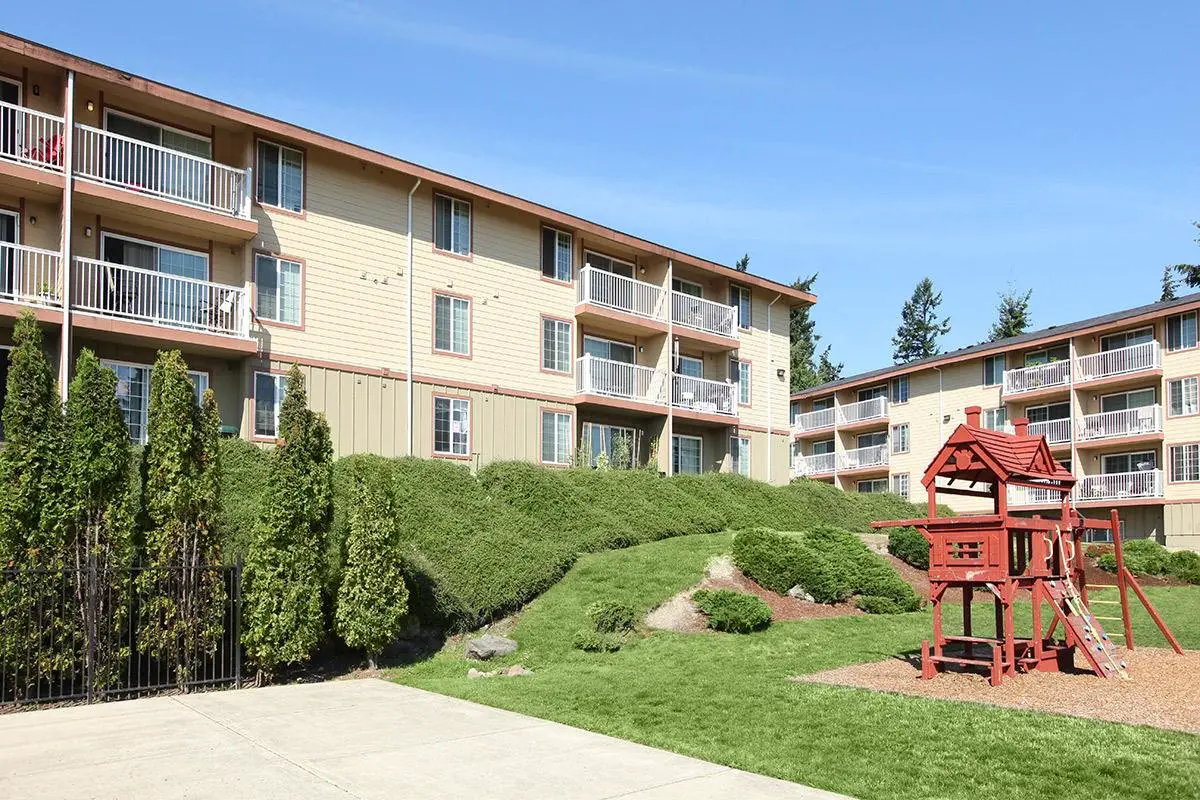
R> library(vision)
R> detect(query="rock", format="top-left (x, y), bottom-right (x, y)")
top-left (465, 634), bottom-right (518, 661)
top-left (503, 664), bottom-right (533, 677)
top-left (467, 668), bottom-right (499, 679)
top-left (787, 585), bottom-right (816, 603)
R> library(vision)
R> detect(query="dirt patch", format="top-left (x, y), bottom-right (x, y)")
top-left (794, 646), bottom-right (1200, 734)
top-left (881, 553), bottom-right (931, 597)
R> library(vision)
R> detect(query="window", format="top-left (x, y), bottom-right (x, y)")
top-left (434, 194), bottom-right (471, 255)
top-left (189, 371), bottom-right (209, 406)
top-left (729, 285), bottom-right (751, 329)
top-left (672, 278), bottom-right (703, 298)
top-left (812, 397), bottom-right (834, 411)
top-left (891, 423), bottom-right (910, 454)
top-left (104, 110), bottom-right (212, 203)
top-left (582, 423), bottom-right (638, 468)
top-left (1101, 327), bottom-right (1153, 351)
top-left (983, 407), bottom-right (1008, 431)
top-left (858, 385), bottom-right (886, 402)
top-left (729, 359), bottom-right (751, 405)
top-left (1169, 377), bottom-right (1199, 417)
top-left (1101, 451), bottom-right (1156, 475)
top-left (1168, 312), bottom-right (1197, 352)
top-left (857, 479), bottom-right (889, 494)
top-left (541, 318), bottom-right (572, 373)
top-left (858, 431), bottom-right (887, 449)
top-left (1100, 388), bottom-right (1155, 413)
top-left (583, 336), bottom-right (635, 364)
top-left (433, 293), bottom-right (470, 355)
top-left (812, 439), bottom-right (835, 455)
top-left (1026, 402), bottom-right (1070, 423)
top-left (433, 396), bottom-right (470, 457)
top-left (255, 254), bottom-right (302, 325)
top-left (1171, 444), bottom-right (1200, 482)
top-left (256, 139), bottom-right (303, 212)
top-left (254, 372), bottom-right (288, 439)
top-left (983, 354), bottom-right (1006, 386)
top-left (890, 375), bottom-right (909, 404)
top-left (1024, 345), bottom-right (1069, 366)
top-left (541, 411), bottom-right (572, 465)
top-left (106, 361), bottom-right (152, 444)
top-left (541, 227), bottom-right (573, 281)
top-left (891, 473), bottom-right (910, 500)
top-left (584, 250), bottom-right (634, 278)
top-left (101, 233), bottom-right (209, 327)
top-left (676, 354), bottom-right (704, 378)
top-left (672, 434), bottom-right (702, 475)
top-left (730, 436), bottom-right (750, 476)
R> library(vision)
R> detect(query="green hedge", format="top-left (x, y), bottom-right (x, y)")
top-left (1096, 539), bottom-right (1200, 585)
top-left (216, 438), bottom-right (271, 564)
top-left (887, 526), bottom-right (929, 570)
top-left (692, 589), bottom-right (772, 633)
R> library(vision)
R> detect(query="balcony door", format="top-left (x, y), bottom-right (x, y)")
top-left (1100, 327), bottom-right (1153, 352)
top-left (101, 233), bottom-right (209, 327)
top-left (104, 110), bottom-right (212, 205)
top-left (0, 209), bottom-right (15, 299)
top-left (1025, 401), bottom-right (1070, 423)
top-left (1101, 451), bottom-right (1156, 475)
top-left (858, 385), bottom-right (886, 403)
top-left (1100, 388), bottom-right (1155, 413)
top-left (584, 336), bottom-right (636, 398)
top-left (0, 78), bottom-right (19, 161)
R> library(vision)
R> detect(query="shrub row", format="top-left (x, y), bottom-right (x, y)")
top-left (1096, 539), bottom-right (1200, 585)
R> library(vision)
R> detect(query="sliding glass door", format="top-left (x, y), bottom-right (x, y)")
top-left (104, 111), bottom-right (212, 205)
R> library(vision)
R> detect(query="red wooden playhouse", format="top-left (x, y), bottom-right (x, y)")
top-left (874, 406), bottom-right (1181, 686)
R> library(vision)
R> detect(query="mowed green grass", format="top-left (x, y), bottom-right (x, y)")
top-left (389, 534), bottom-right (1200, 800)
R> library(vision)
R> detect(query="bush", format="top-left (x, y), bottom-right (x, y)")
top-left (856, 595), bottom-right (906, 614)
top-left (573, 629), bottom-right (622, 652)
top-left (887, 526), bottom-right (929, 570)
top-left (691, 589), bottom-right (772, 633)
top-left (1096, 552), bottom-right (1117, 573)
top-left (216, 438), bottom-right (270, 563)
top-left (587, 601), bottom-right (637, 633)
top-left (1166, 550), bottom-right (1200, 584)
top-left (1122, 539), bottom-right (1172, 576)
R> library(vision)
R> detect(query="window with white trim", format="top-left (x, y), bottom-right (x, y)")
top-left (983, 355), bottom-right (1006, 386)
top-left (890, 375), bottom-right (909, 404)
top-left (189, 371), bottom-right (209, 406)
top-left (857, 478), bottom-right (889, 494)
top-left (891, 473), bottom-right (910, 500)
top-left (541, 227), bottom-right (573, 281)
top-left (729, 285), bottom-right (751, 329)
top-left (1169, 377), bottom-right (1199, 417)
top-left (730, 436), bottom-right (750, 476)
top-left (1101, 327), bottom-right (1153, 351)
top-left (1170, 444), bottom-right (1200, 482)
top-left (105, 360), bottom-right (152, 444)
top-left (541, 410), bottom-right (572, 465)
top-left (255, 254), bottom-right (302, 325)
top-left (541, 318), bottom-right (572, 373)
top-left (254, 372), bottom-right (288, 439)
top-left (1167, 312), bottom-right (1197, 352)
top-left (672, 278), bottom-right (703, 297)
top-left (434, 194), bottom-right (471, 255)
top-left (582, 423), bottom-right (638, 468)
top-left (256, 139), bottom-right (303, 212)
top-left (729, 358), bottom-right (751, 405)
top-left (858, 385), bottom-right (886, 402)
top-left (672, 434), bottom-right (702, 475)
top-left (434, 293), bottom-right (470, 355)
top-left (433, 396), bottom-right (470, 456)
top-left (983, 407), bottom-right (1009, 431)
top-left (891, 423), bottom-right (910, 454)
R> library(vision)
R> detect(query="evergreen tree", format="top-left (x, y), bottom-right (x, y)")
top-left (734, 254), bottom-right (749, 272)
top-left (892, 278), bottom-right (951, 364)
top-left (335, 461), bottom-right (408, 669)
top-left (989, 288), bottom-right (1033, 341)
top-left (1161, 265), bottom-right (1179, 302)
top-left (789, 274), bottom-right (842, 391)
top-left (816, 349), bottom-right (843, 384)
top-left (242, 365), bottom-right (333, 676)
top-left (1171, 221), bottom-right (1200, 289)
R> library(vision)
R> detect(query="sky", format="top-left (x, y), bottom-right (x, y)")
top-left (7, 2), bottom-right (1200, 376)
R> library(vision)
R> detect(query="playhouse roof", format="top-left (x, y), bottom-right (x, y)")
top-left (922, 419), bottom-right (1075, 489)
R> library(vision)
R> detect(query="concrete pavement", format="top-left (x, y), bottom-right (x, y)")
top-left (0, 679), bottom-right (851, 799)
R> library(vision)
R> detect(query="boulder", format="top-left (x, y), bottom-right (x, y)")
top-left (787, 585), bottom-right (816, 603)
top-left (465, 634), bottom-right (518, 661)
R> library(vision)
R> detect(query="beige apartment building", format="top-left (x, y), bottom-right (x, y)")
top-left (791, 293), bottom-right (1200, 550)
top-left (0, 34), bottom-right (809, 482)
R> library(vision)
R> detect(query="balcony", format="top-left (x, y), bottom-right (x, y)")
top-left (0, 101), bottom-right (66, 177)
top-left (0, 241), bottom-right (63, 311)
top-left (575, 354), bottom-right (666, 406)
top-left (793, 452), bottom-right (835, 477)
top-left (670, 291), bottom-right (738, 343)
top-left (1076, 341), bottom-right (1161, 384)
top-left (836, 396), bottom-right (888, 428)
top-left (1007, 483), bottom-right (1065, 507)
top-left (838, 444), bottom-right (888, 472)
top-left (1077, 406), bottom-right (1163, 445)
top-left (575, 266), bottom-right (667, 334)
top-left (73, 124), bottom-right (254, 227)
top-left (1002, 360), bottom-right (1070, 397)
top-left (1008, 469), bottom-right (1164, 506)
top-left (671, 373), bottom-right (737, 418)
top-left (1028, 418), bottom-right (1071, 447)
top-left (71, 256), bottom-right (251, 342)
top-left (792, 407), bottom-right (836, 435)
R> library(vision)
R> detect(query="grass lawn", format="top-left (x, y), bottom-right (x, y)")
top-left (389, 533), bottom-right (1200, 800)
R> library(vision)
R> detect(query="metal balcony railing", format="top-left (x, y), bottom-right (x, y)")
top-left (793, 452), bottom-right (836, 476)
top-left (671, 373), bottom-right (737, 416)
top-left (0, 241), bottom-right (63, 308)
top-left (838, 444), bottom-right (888, 471)
top-left (1002, 360), bottom-right (1071, 396)
top-left (1078, 406), bottom-right (1163, 442)
top-left (576, 266), bottom-right (666, 321)
top-left (836, 396), bottom-right (888, 426)
top-left (1075, 341), bottom-right (1161, 383)
top-left (575, 354), bottom-right (666, 404)
top-left (1028, 418), bottom-right (1072, 446)
top-left (792, 407), bottom-right (836, 433)
top-left (0, 100), bottom-right (66, 173)
top-left (670, 291), bottom-right (738, 339)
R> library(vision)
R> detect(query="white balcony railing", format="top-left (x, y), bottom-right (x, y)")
top-left (671, 373), bottom-right (737, 416)
top-left (0, 242), bottom-right (63, 308)
top-left (0, 100), bottom-right (66, 173)
top-left (1076, 341), bottom-right (1161, 383)
top-left (836, 396), bottom-right (888, 426)
top-left (1077, 470), bottom-right (1164, 502)
top-left (71, 257), bottom-right (250, 338)
top-left (793, 407), bottom-right (836, 433)
top-left (1002, 360), bottom-right (1071, 396)
top-left (1007, 484), bottom-right (1068, 507)
top-left (73, 124), bottom-right (252, 219)
top-left (576, 354), bottom-right (666, 405)
top-left (793, 452), bottom-right (836, 476)
top-left (577, 266), bottom-right (665, 321)
top-left (1028, 418), bottom-right (1072, 445)
top-left (1078, 406), bottom-right (1163, 442)
top-left (838, 444), bottom-right (888, 471)
top-left (671, 291), bottom-right (738, 339)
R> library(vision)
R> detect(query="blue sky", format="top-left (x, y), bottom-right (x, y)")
top-left (8, 2), bottom-right (1199, 375)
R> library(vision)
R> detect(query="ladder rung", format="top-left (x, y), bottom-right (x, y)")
top-left (1090, 600), bottom-right (1121, 605)
top-left (1106, 632), bottom-right (1126, 638)
top-left (1094, 616), bottom-right (1123, 621)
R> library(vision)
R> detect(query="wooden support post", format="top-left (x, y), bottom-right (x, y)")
top-left (990, 646), bottom-right (1003, 687)
top-left (1031, 580), bottom-right (1043, 660)
top-left (1003, 585), bottom-right (1016, 676)
top-left (1111, 509), bottom-right (1135, 650)
top-left (962, 586), bottom-right (973, 659)
top-left (1124, 568), bottom-right (1185, 655)
top-left (921, 640), bottom-right (935, 679)
top-left (933, 596), bottom-right (944, 658)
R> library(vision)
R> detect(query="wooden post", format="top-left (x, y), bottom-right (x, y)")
top-left (1031, 580), bottom-right (1043, 660)
top-left (1003, 583), bottom-right (1016, 676)
top-left (962, 586), bottom-right (973, 658)
top-left (932, 591), bottom-right (944, 658)
top-left (1111, 509), bottom-right (1135, 650)
top-left (921, 640), bottom-right (935, 679)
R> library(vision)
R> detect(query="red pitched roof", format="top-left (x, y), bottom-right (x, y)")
top-left (923, 423), bottom-right (1074, 488)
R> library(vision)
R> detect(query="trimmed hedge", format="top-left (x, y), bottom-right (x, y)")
top-left (216, 437), bottom-right (270, 564)
top-left (1096, 539), bottom-right (1200, 585)
top-left (887, 526), bottom-right (929, 570)
top-left (692, 589), bottom-right (771, 633)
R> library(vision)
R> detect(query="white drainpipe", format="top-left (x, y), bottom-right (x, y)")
top-left (406, 178), bottom-right (421, 456)
top-left (58, 70), bottom-right (75, 401)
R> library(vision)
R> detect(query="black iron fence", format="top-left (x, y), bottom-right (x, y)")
top-left (0, 562), bottom-right (242, 706)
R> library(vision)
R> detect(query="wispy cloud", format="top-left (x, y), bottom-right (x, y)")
top-left (257, 0), bottom-right (778, 89)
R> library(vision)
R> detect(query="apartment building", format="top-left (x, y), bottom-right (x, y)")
top-left (791, 293), bottom-right (1200, 550)
top-left (0, 34), bottom-right (808, 482)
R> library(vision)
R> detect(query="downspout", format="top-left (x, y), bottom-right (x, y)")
top-left (766, 293), bottom-right (782, 484)
top-left (666, 259), bottom-right (673, 475)
top-left (406, 177), bottom-right (421, 456)
top-left (58, 70), bottom-right (75, 401)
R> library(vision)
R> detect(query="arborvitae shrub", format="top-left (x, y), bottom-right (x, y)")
top-left (1167, 550), bottom-right (1200, 584)
top-left (587, 601), bottom-right (637, 633)
top-left (692, 589), bottom-right (772, 633)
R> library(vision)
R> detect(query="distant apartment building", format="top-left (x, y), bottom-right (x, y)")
top-left (0, 34), bottom-right (809, 482)
top-left (791, 294), bottom-right (1200, 550)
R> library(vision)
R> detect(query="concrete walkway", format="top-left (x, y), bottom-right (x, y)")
top-left (0, 679), bottom-right (850, 799)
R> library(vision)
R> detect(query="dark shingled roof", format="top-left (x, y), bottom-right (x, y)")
top-left (794, 291), bottom-right (1200, 399)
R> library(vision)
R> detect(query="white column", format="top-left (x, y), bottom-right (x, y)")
top-left (58, 70), bottom-right (75, 402)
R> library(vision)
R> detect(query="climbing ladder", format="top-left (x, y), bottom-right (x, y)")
top-left (1044, 578), bottom-right (1129, 680)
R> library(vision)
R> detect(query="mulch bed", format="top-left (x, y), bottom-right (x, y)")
top-left (793, 646), bottom-right (1200, 734)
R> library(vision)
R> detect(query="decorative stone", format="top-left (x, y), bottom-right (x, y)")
top-left (467, 668), bottom-right (499, 679)
top-left (465, 634), bottom-right (518, 661)
top-left (503, 664), bottom-right (533, 677)
top-left (787, 586), bottom-right (816, 603)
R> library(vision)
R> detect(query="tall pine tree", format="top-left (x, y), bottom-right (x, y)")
top-left (734, 254), bottom-right (749, 272)
top-left (989, 289), bottom-right (1032, 341)
top-left (789, 274), bottom-right (842, 391)
top-left (1171, 221), bottom-right (1200, 290)
top-left (892, 278), bottom-right (951, 364)
top-left (1161, 265), bottom-right (1179, 302)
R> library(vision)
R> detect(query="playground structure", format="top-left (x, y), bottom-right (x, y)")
top-left (874, 406), bottom-right (1182, 686)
